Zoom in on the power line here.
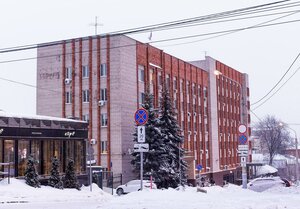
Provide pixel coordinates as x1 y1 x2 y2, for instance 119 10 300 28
250 109 263 122
0 0 295 55
1 17 300 65
252 65 300 110
159 10 299 47
251 52 300 106
146 2 300 34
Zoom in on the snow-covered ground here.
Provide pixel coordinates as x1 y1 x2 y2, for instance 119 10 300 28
1 178 300 209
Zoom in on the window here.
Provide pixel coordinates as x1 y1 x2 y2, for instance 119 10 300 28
149 69 154 84
139 92 145 105
100 63 107 77
66 67 72 79
82 66 89 78
83 114 89 122
66 91 72 104
173 77 177 90
101 88 107 101
101 113 108 127
101 141 107 153
138 65 145 82
166 74 170 90
82 90 89 103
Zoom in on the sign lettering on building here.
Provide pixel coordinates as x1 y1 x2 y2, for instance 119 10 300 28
39 72 60 80
65 131 75 138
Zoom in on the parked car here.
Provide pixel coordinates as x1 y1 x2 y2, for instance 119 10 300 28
116 180 157 195
247 176 289 192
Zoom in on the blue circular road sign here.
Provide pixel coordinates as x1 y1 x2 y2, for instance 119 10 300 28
239 134 248 145
196 164 203 171
134 108 148 125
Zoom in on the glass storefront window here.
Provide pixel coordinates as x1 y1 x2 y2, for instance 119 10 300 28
4 140 15 176
43 140 64 175
18 140 29 176
0 140 2 163
30 140 41 174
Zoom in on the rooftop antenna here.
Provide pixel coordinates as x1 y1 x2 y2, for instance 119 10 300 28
90 16 103 35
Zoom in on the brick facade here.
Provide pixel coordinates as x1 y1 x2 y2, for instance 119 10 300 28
36 34 250 185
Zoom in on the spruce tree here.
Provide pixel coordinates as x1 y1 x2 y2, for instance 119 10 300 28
24 155 41 188
131 88 166 187
159 88 188 188
63 159 81 190
48 156 63 189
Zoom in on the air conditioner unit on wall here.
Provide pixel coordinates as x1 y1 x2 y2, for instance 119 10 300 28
98 100 106 106
65 78 72 85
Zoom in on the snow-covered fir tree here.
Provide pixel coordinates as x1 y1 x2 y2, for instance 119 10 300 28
48 156 63 189
63 159 81 190
24 155 41 188
131 88 167 187
159 88 188 188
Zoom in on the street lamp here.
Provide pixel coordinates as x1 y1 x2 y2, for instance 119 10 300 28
279 123 299 185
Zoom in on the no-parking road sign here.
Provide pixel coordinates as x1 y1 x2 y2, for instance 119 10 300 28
134 108 148 125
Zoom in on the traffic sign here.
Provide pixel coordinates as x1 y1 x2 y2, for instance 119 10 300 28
134 143 149 152
238 150 248 157
238 145 249 151
196 164 203 171
134 108 148 125
241 157 247 167
239 134 248 145
238 124 247 134
137 126 145 143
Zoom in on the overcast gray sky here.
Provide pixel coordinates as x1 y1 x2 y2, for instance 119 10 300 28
1 0 300 135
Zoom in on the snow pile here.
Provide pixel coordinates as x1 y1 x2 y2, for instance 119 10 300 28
0 178 111 207
256 164 278 176
1 178 300 209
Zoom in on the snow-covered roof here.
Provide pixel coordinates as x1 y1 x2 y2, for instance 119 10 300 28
256 165 278 176
0 110 85 123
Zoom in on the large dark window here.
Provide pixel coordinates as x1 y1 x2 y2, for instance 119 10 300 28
18 140 29 176
4 140 15 176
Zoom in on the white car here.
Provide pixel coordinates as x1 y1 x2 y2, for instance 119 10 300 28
247 176 288 192
116 180 157 195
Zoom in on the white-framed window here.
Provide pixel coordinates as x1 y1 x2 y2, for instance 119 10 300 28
100 63 107 77
82 65 89 78
101 141 107 153
101 88 107 101
138 65 145 82
82 89 89 103
149 69 154 84
82 113 89 122
101 113 108 127
139 92 145 106
65 91 72 104
66 67 72 79
166 74 170 90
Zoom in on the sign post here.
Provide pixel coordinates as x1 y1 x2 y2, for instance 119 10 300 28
134 108 149 191
238 124 248 189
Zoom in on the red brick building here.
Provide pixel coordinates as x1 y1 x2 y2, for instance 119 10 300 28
36 34 250 184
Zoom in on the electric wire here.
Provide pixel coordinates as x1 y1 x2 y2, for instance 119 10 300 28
1 17 300 65
251 52 300 106
0 0 296 54
252 65 300 111
159 10 299 47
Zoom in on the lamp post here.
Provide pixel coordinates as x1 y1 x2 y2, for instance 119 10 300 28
214 70 248 188
279 123 299 185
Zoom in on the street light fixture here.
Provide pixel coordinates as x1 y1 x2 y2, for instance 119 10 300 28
279 123 299 185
